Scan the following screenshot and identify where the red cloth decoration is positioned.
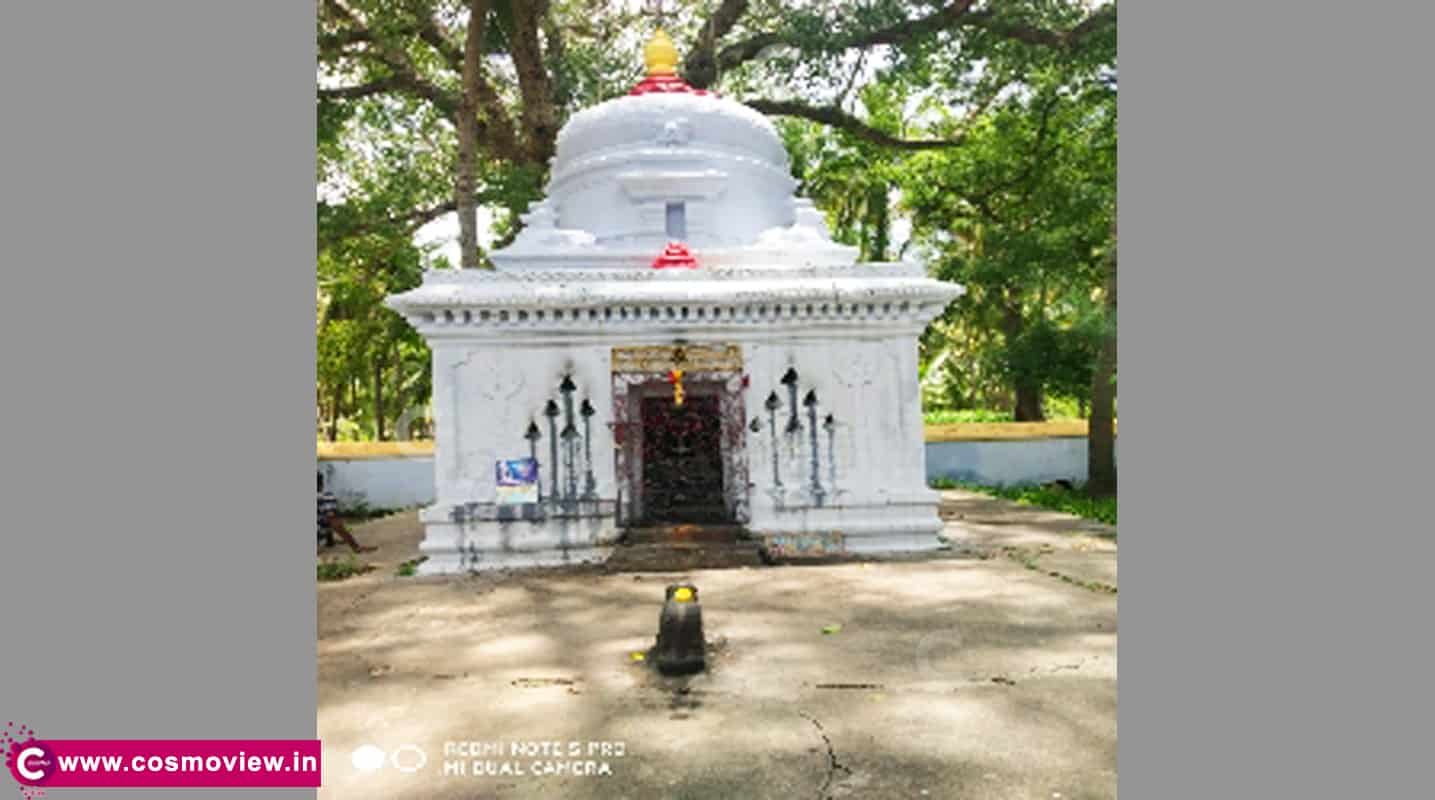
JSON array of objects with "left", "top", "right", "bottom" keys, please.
[
  {"left": 652, "top": 241, "right": 699, "bottom": 269},
  {"left": 628, "top": 74, "right": 714, "bottom": 96},
  {"left": 666, "top": 369, "right": 686, "bottom": 406}
]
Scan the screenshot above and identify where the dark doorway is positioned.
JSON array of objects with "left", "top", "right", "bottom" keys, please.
[{"left": 640, "top": 393, "right": 727, "bottom": 523}]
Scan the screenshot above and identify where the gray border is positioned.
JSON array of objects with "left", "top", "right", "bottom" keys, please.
[
  {"left": 0, "top": 3, "right": 316, "bottom": 798},
  {"left": 4, "top": 1, "right": 1434, "bottom": 798},
  {"left": 1123, "top": 1, "right": 1432, "bottom": 797}
]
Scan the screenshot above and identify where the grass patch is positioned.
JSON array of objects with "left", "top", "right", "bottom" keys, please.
[
  {"left": 396, "top": 556, "right": 428, "bottom": 577},
  {"left": 922, "top": 408, "right": 1088, "bottom": 425},
  {"left": 1003, "top": 547, "right": 1117, "bottom": 594},
  {"left": 317, "top": 555, "right": 375, "bottom": 582},
  {"left": 923, "top": 409, "right": 1015, "bottom": 424},
  {"left": 932, "top": 478, "right": 1117, "bottom": 527},
  {"left": 339, "top": 506, "right": 404, "bottom": 524}
]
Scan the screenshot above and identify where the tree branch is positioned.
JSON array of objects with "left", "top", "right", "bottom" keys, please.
[
  {"left": 320, "top": 0, "right": 461, "bottom": 116},
  {"left": 541, "top": 8, "right": 573, "bottom": 109},
  {"left": 318, "top": 199, "right": 457, "bottom": 247},
  {"left": 843, "top": 0, "right": 979, "bottom": 50},
  {"left": 745, "top": 99, "right": 966, "bottom": 150},
  {"left": 508, "top": 0, "right": 558, "bottom": 163},
  {"left": 417, "top": 14, "right": 465, "bottom": 73},
  {"left": 457, "top": 0, "right": 490, "bottom": 269},
  {"left": 693, "top": 1, "right": 1112, "bottom": 86},
  {"left": 683, "top": 0, "right": 752, "bottom": 89},
  {"left": 404, "top": 199, "right": 458, "bottom": 229},
  {"left": 318, "top": 28, "right": 374, "bottom": 54},
  {"left": 319, "top": 77, "right": 406, "bottom": 102},
  {"left": 963, "top": 4, "right": 1116, "bottom": 48},
  {"left": 695, "top": 1, "right": 976, "bottom": 85},
  {"left": 966, "top": 91, "right": 1063, "bottom": 211}
]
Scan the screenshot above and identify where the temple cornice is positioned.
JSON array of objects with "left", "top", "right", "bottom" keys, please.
[{"left": 387, "top": 268, "right": 961, "bottom": 339}]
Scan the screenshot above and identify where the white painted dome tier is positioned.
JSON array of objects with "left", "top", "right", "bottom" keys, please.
[
  {"left": 543, "top": 91, "right": 798, "bottom": 252},
  {"left": 486, "top": 32, "right": 864, "bottom": 270},
  {"left": 554, "top": 92, "right": 790, "bottom": 178}
]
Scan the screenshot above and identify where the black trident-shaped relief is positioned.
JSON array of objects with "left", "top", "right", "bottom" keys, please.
[
  {"left": 781, "top": 367, "right": 801, "bottom": 433},
  {"left": 543, "top": 399, "right": 560, "bottom": 501},
  {"left": 755, "top": 367, "right": 837, "bottom": 506},
  {"left": 764, "top": 390, "right": 782, "bottom": 487},
  {"left": 580, "top": 398, "right": 597, "bottom": 499},
  {"left": 803, "top": 390, "right": 826, "bottom": 505},
  {"left": 559, "top": 375, "right": 579, "bottom": 507},
  {"left": 530, "top": 374, "right": 598, "bottom": 510},
  {"left": 525, "top": 422, "right": 543, "bottom": 500}
]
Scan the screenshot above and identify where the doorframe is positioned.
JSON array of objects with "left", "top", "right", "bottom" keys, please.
[{"left": 610, "top": 347, "right": 748, "bottom": 528}]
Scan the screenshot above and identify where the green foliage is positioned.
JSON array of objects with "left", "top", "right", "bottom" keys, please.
[
  {"left": 931, "top": 479, "right": 1117, "bottom": 527},
  {"left": 341, "top": 505, "right": 405, "bottom": 523},
  {"left": 396, "top": 556, "right": 429, "bottom": 577},
  {"left": 317, "top": 556, "right": 375, "bottom": 582},
  {"left": 315, "top": 0, "right": 1117, "bottom": 437},
  {"left": 904, "top": 76, "right": 1116, "bottom": 417},
  {"left": 922, "top": 409, "right": 1014, "bottom": 424}
]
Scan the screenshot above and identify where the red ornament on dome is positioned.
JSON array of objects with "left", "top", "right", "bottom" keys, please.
[{"left": 652, "top": 241, "right": 698, "bottom": 269}]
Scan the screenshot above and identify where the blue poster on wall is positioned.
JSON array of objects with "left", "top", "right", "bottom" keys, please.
[{"left": 495, "top": 457, "right": 539, "bottom": 504}]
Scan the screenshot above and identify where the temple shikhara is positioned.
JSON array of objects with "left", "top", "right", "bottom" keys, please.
[{"left": 388, "top": 30, "right": 964, "bottom": 574}]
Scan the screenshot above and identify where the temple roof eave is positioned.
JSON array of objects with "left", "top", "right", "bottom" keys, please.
[
  {"left": 386, "top": 275, "right": 964, "bottom": 313},
  {"left": 385, "top": 273, "right": 964, "bottom": 339}
]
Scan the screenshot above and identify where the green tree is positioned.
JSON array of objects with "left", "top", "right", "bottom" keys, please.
[
  {"left": 902, "top": 72, "right": 1115, "bottom": 422},
  {"left": 315, "top": 0, "right": 1117, "bottom": 442}
]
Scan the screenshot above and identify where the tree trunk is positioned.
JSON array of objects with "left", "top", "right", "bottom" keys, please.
[
  {"left": 327, "top": 384, "right": 341, "bottom": 442},
  {"left": 1002, "top": 301, "right": 1045, "bottom": 421},
  {"left": 1013, "top": 382, "right": 1044, "bottom": 422},
  {"left": 1087, "top": 220, "right": 1117, "bottom": 497},
  {"left": 373, "top": 351, "right": 385, "bottom": 441},
  {"left": 508, "top": 0, "right": 558, "bottom": 165},
  {"left": 455, "top": 0, "right": 490, "bottom": 269},
  {"left": 866, "top": 183, "right": 889, "bottom": 261},
  {"left": 390, "top": 345, "right": 403, "bottom": 440}
]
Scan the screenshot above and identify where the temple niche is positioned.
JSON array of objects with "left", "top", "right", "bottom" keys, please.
[{"left": 387, "top": 30, "right": 964, "bottom": 574}]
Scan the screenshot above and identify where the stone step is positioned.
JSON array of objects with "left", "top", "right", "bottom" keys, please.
[
  {"left": 605, "top": 540, "right": 766, "bottom": 572},
  {"left": 623, "top": 524, "right": 748, "bottom": 545}
]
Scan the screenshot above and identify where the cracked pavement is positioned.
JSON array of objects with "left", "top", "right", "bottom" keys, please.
[{"left": 318, "top": 490, "right": 1116, "bottom": 799}]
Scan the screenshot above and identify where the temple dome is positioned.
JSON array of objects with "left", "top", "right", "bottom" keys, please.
[
  {"left": 538, "top": 32, "right": 798, "bottom": 252},
  {"left": 551, "top": 92, "right": 791, "bottom": 179}
]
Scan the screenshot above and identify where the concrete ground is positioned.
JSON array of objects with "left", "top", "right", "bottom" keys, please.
[{"left": 318, "top": 490, "right": 1117, "bottom": 799}]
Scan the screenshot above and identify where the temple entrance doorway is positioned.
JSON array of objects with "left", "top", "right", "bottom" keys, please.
[
  {"left": 608, "top": 344, "right": 761, "bottom": 570},
  {"left": 611, "top": 344, "right": 750, "bottom": 530},
  {"left": 639, "top": 390, "right": 727, "bottom": 524}
]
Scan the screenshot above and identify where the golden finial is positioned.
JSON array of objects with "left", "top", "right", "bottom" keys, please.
[{"left": 644, "top": 28, "right": 679, "bottom": 77}]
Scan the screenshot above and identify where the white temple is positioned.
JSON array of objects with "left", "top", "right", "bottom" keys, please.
[{"left": 388, "top": 31, "right": 964, "bottom": 574}]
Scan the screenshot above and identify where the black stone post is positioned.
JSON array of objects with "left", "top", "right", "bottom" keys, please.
[{"left": 653, "top": 583, "right": 705, "bottom": 676}]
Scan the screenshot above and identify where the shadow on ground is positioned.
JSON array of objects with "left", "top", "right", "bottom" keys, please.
[{"left": 317, "top": 497, "right": 1116, "bottom": 799}]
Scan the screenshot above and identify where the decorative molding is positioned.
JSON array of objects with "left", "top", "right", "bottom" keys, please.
[
  {"left": 617, "top": 169, "right": 727, "bottom": 201},
  {"left": 611, "top": 343, "right": 741, "bottom": 374},
  {"left": 390, "top": 287, "right": 961, "bottom": 338}
]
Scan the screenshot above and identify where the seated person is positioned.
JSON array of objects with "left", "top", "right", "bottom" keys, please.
[{"left": 318, "top": 472, "right": 377, "bottom": 553}]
